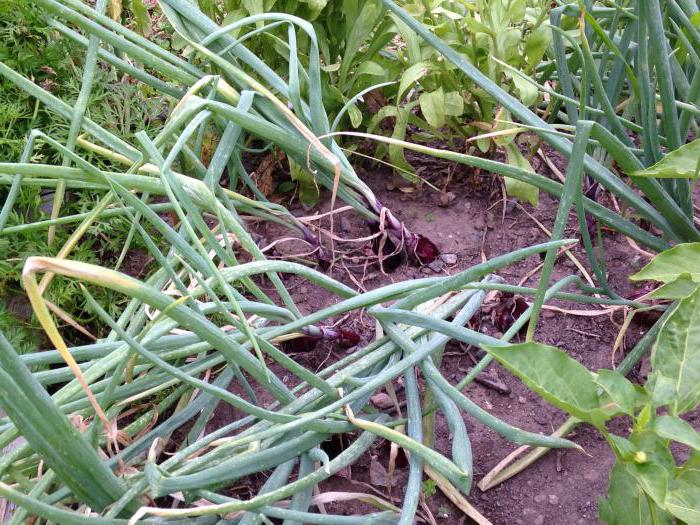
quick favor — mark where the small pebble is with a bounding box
[518,396,527,404]
[428,260,444,273]
[441,253,458,265]
[534,494,547,504]
[549,495,559,505]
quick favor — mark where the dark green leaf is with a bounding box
[482,341,605,423]
[649,288,700,414]
[665,479,700,524]
[599,463,655,525]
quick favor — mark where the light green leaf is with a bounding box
[463,16,494,36]
[665,480,700,524]
[649,288,700,415]
[476,138,490,153]
[443,91,464,116]
[507,0,526,23]
[482,341,605,423]
[419,88,446,129]
[289,159,319,207]
[608,434,638,461]
[348,104,363,128]
[397,61,431,101]
[595,369,639,415]
[654,415,700,451]
[503,143,539,207]
[507,71,538,106]
[525,25,551,68]
[631,243,700,283]
[355,61,385,77]
[431,6,462,20]
[339,0,384,84]
[650,274,700,300]
[130,0,151,35]
[242,0,264,16]
[632,138,700,178]
[492,112,517,147]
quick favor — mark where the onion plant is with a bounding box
[0,2,616,522]
[0,0,439,264]
[0,0,694,522]
[380,0,700,490]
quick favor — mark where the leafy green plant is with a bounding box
[383,0,700,246]
[479,243,700,524]
[201,0,553,196]
[0,2,655,523]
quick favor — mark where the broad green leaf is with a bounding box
[595,369,639,415]
[431,6,462,20]
[632,138,700,178]
[355,61,385,78]
[443,91,464,116]
[654,415,700,451]
[289,159,319,207]
[649,288,700,414]
[397,61,431,101]
[242,0,264,15]
[348,104,363,128]
[507,71,538,106]
[502,28,524,64]
[339,0,385,84]
[677,451,700,485]
[525,25,551,68]
[507,0,526,23]
[650,274,700,300]
[130,0,151,35]
[665,480,700,524]
[631,243,700,283]
[492,113,517,147]
[463,16,494,36]
[302,0,328,16]
[599,463,655,525]
[650,375,679,408]
[503,143,539,207]
[482,341,605,423]
[628,462,670,509]
[389,105,419,181]
[419,88,446,129]
[608,434,638,462]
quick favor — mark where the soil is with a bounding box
[204,145,675,524]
